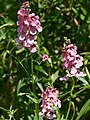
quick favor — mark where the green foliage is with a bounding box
[0,0,90,119]
[76,99,90,120]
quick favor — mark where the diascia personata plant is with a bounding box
[13,1,87,120]
[0,0,90,120]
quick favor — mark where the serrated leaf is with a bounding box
[76,99,90,120]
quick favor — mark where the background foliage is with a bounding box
[0,0,90,119]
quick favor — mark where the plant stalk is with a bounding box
[31,55,39,119]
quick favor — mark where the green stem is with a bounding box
[31,55,35,98]
[70,77,75,97]
[71,102,75,120]
[65,100,75,120]
[65,101,71,120]
[31,55,33,78]
[75,85,90,96]
[31,55,39,119]
[7,50,30,78]
[63,85,90,102]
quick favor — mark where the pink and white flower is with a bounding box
[16,1,42,53]
[39,86,61,119]
[60,44,85,81]
[41,54,49,62]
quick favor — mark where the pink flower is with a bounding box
[70,67,77,75]
[74,55,83,68]
[40,86,61,119]
[16,1,42,53]
[60,43,85,80]
[41,54,49,61]
[60,75,69,81]
[75,70,86,77]
[46,110,56,120]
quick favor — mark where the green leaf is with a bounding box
[59,91,70,99]
[72,7,78,14]
[0,107,9,112]
[76,99,90,120]
[38,116,43,120]
[85,67,90,80]
[80,14,85,20]
[33,113,43,120]
[48,57,53,67]
[0,29,6,41]
[51,71,59,83]
[15,47,25,54]
[26,95,38,104]
[87,16,90,23]
[37,82,44,92]
[35,65,48,76]
[0,21,14,29]
[2,51,8,68]
[18,93,29,96]
[66,25,71,30]
[28,116,32,120]
[34,113,38,120]
[42,47,49,54]
[81,52,90,55]
[17,79,25,95]
[81,6,87,15]
[78,77,89,86]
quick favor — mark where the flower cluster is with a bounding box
[16,1,42,53]
[39,86,61,119]
[60,44,85,81]
[41,54,49,62]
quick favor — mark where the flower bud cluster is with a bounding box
[60,44,85,81]
[39,86,61,119]
[16,1,42,53]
